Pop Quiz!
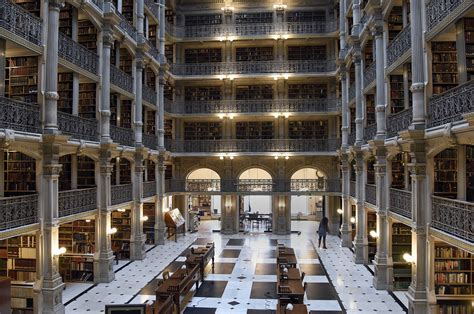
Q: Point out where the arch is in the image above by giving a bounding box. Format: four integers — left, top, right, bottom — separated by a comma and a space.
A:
291, 167, 327, 180
238, 167, 272, 180
187, 168, 220, 180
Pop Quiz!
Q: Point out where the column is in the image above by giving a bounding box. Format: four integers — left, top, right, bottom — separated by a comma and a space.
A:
0, 39, 6, 96
157, 71, 166, 150
130, 153, 146, 260
100, 26, 113, 143
327, 196, 340, 236
154, 156, 166, 244
135, 51, 144, 146
353, 53, 363, 146
221, 194, 238, 234
340, 154, 352, 247
225, 40, 233, 63
158, 0, 166, 64
340, 67, 349, 147
71, 155, 78, 190
373, 25, 386, 140
273, 195, 290, 235
353, 155, 368, 264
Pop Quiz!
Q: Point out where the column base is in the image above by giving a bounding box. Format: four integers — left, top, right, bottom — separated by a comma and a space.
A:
154, 226, 166, 245
130, 235, 146, 260
41, 276, 65, 314
353, 240, 369, 264
407, 284, 429, 314
94, 252, 115, 283
341, 228, 352, 248
329, 222, 339, 236
373, 257, 393, 290
221, 216, 237, 234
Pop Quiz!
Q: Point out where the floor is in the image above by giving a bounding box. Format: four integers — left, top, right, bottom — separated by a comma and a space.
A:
64, 220, 407, 314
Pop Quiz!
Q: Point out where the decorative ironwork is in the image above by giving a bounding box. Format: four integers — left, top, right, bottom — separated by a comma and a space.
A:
431, 196, 473, 243
143, 181, 156, 198
110, 65, 134, 94
165, 98, 341, 114
142, 84, 157, 105
90, 0, 103, 10
364, 123, 377, 143
59, 188, 97, 218
0, 194, 38, 231
285, 21, 337, 34
426, 0, 465, 32
142, 133, 156, 149
387, 108, 412, 138
58, 33, 99, 74
144, 0, 159, 18
386, 26, 411, 68
364, 62, 376, 88
118, 11, 137, 40
238, 179, 274, 192
111, 184, 133, 205
365, 184, 376, 205
349, 83, 355, 102
428, 81, 473, 128
186, 179, 221, 192
389, 188, 412, 219
350, 181, 356, 197
290, 179, 340, 192
148, 44, 160, 63
0, 0, 42, 46
0, 97, 41, 134
110, 125, 134, 147
58, 111, 99, 142
165, 139, 341, 153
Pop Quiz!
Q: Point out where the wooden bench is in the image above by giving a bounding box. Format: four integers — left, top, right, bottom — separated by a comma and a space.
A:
185, 242, 215, 279
146, 295, 173, 314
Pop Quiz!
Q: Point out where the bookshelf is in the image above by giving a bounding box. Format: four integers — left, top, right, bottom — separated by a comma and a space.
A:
110, 94, 118, 126
190, 195, 212, 219
185, 48, 222, 63
236, 85, 273, 100
59, 254, 94, 282
59, 155, 72, 191
388, 7, 403, 41
437, 300, 472, 314
184, 86, 222, 101
236, 121, 274, 139
367, 158, 375, 185
121, 0, 134, 24
58, 220, 95, 254
77, 156, 96, 188
146, 159, 155, 181
148, 24, 156, 43
287, 46, 326, 60
4, 151, 36, 197
432, 42, 458, 95
392, 223, 412, 290
184, 122, 222, 140
79, 83, 96, 119
119, 158, 132, 184
406, 64, 413, 108
59, 4, 73, 37
13, 0, 40, 17
78, 20, 98, 52
236, 47, 274, 62
120, 100, 133, 129
289, 120, 328, 139
164, 82, 173, 101
350, 107, 356, 134
235, 12, 273, 24
146, 110, 156, 135
391, 153, 405, 189
365, 94, 375, 126
165, 45, 174, 63
390, 75, 405, 114
120, 48, 133, 75
58, 72, 73, 114
287, 11, 325, 23
165, 119, 173, 140
367, 211, 377, 262
434, 148, 458, 199
464, 18, 474, 81
364, 40, 373, 65
143, 203, 156, 245
111, 210, 131, 259
288, 84, 327, 99
0, 235, 37, 282
185, 14, 222, 26
466, 145, 474, 202
5, 56, 38, 104
165, 10, 174, 24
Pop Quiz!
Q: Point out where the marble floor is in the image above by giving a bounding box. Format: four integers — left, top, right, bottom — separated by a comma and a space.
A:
64, 220, 407, 313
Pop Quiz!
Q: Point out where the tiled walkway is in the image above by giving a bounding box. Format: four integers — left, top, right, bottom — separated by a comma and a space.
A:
64, 221, 407, 313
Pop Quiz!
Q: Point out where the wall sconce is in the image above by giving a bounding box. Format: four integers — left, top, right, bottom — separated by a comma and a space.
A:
272, 112, 290, 118
337, 208, 343, 215
219, 154, 235, 160
108, 227, 118, 235
369, 230, 379, 238
273, 4, 287, 11
54, 247, 67, 256
272, 34, 289, 40
117, 208, 126, 212
273, 74, 289, 80
274, 154, 290, 160
350, 217, 356, 223
142, 216, 149, 222
403, 253, 414, 263
219, 74, 234, 79
85, 219, 91, 223
219, 113, 235, 119
221, 6, 234, 14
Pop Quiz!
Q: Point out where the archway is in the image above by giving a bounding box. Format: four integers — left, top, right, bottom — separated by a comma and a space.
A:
186, 168, 221, 218
239, 168, 272, 215
290, 167, 327, 220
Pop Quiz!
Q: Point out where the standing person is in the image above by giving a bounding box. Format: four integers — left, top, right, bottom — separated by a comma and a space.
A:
318, 217, 329, 249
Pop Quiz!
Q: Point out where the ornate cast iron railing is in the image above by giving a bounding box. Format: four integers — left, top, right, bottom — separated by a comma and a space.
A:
290, 179, 341, 193
237, 179, 274, 192
387, 108, 412, 138
364, 123, 377, 143
0, 0, 42, 46
0, 194, 38, 231
165, 98, 341, 114
426, 0, 466, 32
117, 11, 137, 40
285, 21, 337, 34
349, 83, 355, 102
186, 179, 221, 192
110, 65, 134, 94
431, 196, 473, 243
144, 0, 159, 18
110, 125, 134, 147
389, 188, 412, 219
58, 111, 99, 142
428, 80, 473, 128
165, 139, 341, 153
148, 44, 160, 63
143, 181, 156, 198
0, 97, 41, 134
59, 188, 97, 218
90, 0, 103, 10
142, 84, 157, 105
142, 133, 156, 149
386, 26, 411, 68
350, 181, 356, 198
365, 184, 376, 205
364, 62, 376, 88
111, 184, 133, 205
58, 33, 99, 74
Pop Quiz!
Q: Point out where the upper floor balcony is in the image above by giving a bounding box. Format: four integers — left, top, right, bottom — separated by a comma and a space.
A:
386, 26, 411, 72
431, 196, 473, 243
0, 0, 42, 49
426, 0, 473, 40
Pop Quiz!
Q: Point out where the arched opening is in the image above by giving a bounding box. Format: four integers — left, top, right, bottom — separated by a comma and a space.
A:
238, 168, 272, 215
186, 168, 221, 218
290, 168, 327, 220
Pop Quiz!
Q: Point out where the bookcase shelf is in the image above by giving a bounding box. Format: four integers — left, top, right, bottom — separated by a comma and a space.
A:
59, 254, 94, 282
4, 151, 36, 197
432, 42, 458, 95
287, 11, 325, 23
58, 72, 73, 114
288, 84, 327, 99
185, 86, 222, 101
235, 12, 273, 24
392, 223, 412, 290
146, 109, 156, 135
165, 45, 174, 63
364, 40, 373, 66
58, 220, 95, 255
365, 94, 375, 126
190, 195, 213, 219
367, 211, 377, 262
119, 158, 131, 184
121, 0, 134, 24
119, 100, 132, 129
289, 120, 328, 139
164, 82, 173, 101
388, 7, 403, 41
120, 48, 133, 75
111, 210, 131, 260
13, 0, 40, 17
148, 24, 156, 43
0, 235, 36, 283
79, 83, 96, 119
367, 158, 375, 184
236, 85, 273, 100
464, 18, 474, 81
466, 146, 474, 202
59, 4, 73, 37
185, 14, 222, 26
59, 155, 72, 191
165, 119, 173, 140
165, 9, 174, 24
78, 156, 96, 188
78, 20, 97, 53
390, 75, 405, 114
184, 122, 222, 140
287, 46, 326, 61
143, 203, 156, 245
185, 48, 222, 63
5, 57, 38, 104
110, 94, 118, 126
145, 159, 155, 181
391, 153, 405, 189
236, 47, 274, 62
236, 121, 274, 140
434, 148, 457, 199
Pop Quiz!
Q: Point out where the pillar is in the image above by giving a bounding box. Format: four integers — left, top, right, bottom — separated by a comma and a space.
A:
327, 196, 340, 236
130, 152, 146, 260
353, 53, 363, 146
340, 154, 352, 247
134, 51, 144, 146
0, 38, 6, 96
221, 195, 238, 234
157, 71, 166, 150
100, 26, 113, 143
154, 156, 166, 244
340, 67, 349, 148
373, 25, 386, 140
273, 195, 291, 235
353, 154, 368, 264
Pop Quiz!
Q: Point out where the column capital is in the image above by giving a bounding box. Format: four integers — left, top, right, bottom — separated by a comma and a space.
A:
48, 0, 65, 10
103, 27, 115, 47
408, 163, 426, 176
43, 164, 63, 176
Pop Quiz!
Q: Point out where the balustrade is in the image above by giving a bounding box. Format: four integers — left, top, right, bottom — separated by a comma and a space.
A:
364, 62, 376, 88
350, 181, 356, 197
349, 83, 355, 102
142, 84, 157, 105
387, 108, 412, 138
58, 111, 99, 142
110, 125, 134, 147
143, 181, 156, 198
110, 65, 134, 94
0, 194, 38, 231
431, 196, 473, 242
58, 33, 99, 74
0, 0, 42, 46
364, 124, 377, 143
348, 132, 356, 146
365, 184, 376, 205
186, 179, 221, 192
117, 12, 137, 40
111, 184, 133, 205
144, 0, 159, 18
0, 97, 41, 134
386, 26, 411, 68
58, 188, 97, 218
426, 0, 465, 32
237, 179, 274, 192
389, 188, 412, 219
142, 133, 157, 149
90, 0, 103, 10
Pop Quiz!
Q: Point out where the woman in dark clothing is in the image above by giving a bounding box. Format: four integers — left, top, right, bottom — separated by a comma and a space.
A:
318, 217, 329, 249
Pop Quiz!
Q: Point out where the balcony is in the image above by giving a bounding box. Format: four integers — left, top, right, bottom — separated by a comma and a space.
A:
426, 0, 471, 36
58, 111, 99, 142
165, 99, 341, 115
0, 0, 42, 46
389, 188, 412, 219
142, 133, 156, 150
58, 33, 99, 75
111, 184, 133, 206
143, 181, 156, 198
144, 0, 159, 18
364, 62, 376, 89
58, 188, 97, 218
0, 97, 41, 134
90, 0, 103, 10
110, 65, 134, 94
364, 123, 377, 143
110, 125, 134, 147
349, 83, 355, 102
350, 181, 356, 198
428, 81, 473, 128
142, 84, 156, 105
290, 179, 341, 193
386, 26, 411, 69
387, 108, 412, 138
431, 196, 473, 243
165, 139, 341, 154
117, 12, 137, 41
170, 60, 336, 76
365, 184, 376, 205
0, 194, 38, 231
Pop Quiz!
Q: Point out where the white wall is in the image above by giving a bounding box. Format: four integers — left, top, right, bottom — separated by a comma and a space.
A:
211, 195, 221, 214
291, 195, 323, 216
243, 195, 272, 214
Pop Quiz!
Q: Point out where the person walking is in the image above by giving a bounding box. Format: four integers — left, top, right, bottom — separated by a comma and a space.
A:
318, 217, 329, 249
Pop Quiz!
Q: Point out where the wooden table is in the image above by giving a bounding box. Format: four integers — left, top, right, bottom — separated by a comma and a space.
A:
147, 295, 173, 314
277, 247, 295, 257
277, 254, 298, 268
277, 267, 301, 281
277, 278, 305, 304
276, 302, 308, 314
185, 243, 215, 280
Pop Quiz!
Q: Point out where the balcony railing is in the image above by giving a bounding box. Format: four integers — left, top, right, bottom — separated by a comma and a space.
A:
290, 179, 341, 193
144, 0, 159, 18
142, 84, 157, 105
365, 184, 376, 205
348, 132, 356, 146
0, 194, 38, 231
349, 83, 355, 102
117, 12, 137, 40
386, 26, 411, 68
165, 98, 341, 115
364, 123, 377, 143
165, 139, 341, 153
59, 188, 97, 218
142, 133, 156, 150
0, 0, 42, 46
389, 188, 412, 219
364, 62, 376, 88
285, 21, 337, 34
0, 97, 41, 134
58, 111, 99, 142
387, 108, 412, 138
90, 0, 103, 10
110, 125, 134, 147
170, 60, 336, 76
148, 44, 160, 63
111, 184, 133, 205
143, 181, 156, 198
426, 0, 466, 32
237, 179, 274, 192
350, 181, 356, 197
110, 66, 134, 94
58, 33, 99, 74
431, 196, 473, 243
428, 81, 473, 128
